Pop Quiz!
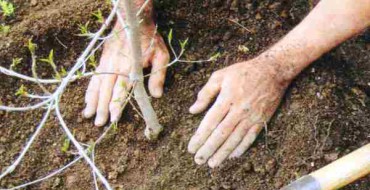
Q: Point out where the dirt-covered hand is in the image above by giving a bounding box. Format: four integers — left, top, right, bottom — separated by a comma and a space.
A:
83, 23, 169, 126
187, 58, 289, 168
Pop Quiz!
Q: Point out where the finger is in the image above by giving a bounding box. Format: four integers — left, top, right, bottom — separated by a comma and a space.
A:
95, 73, 117, 127
84, 76, 101, 118
193, 111, 241, 165
187, 95, 230, 154
109, 76, 132, 122
148, 49, 169, 98
228, 124, 263, 158
189, 74, 221, 114
208, 120, 259, 168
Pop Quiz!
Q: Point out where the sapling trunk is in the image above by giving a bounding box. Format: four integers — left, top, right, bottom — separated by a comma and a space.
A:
121, 0, 163, 140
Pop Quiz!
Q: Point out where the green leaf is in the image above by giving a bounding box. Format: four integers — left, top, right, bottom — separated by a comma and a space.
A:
78, 21, 90, 36
88, 54, 97, 68
238, 45, 249, 53
92, 9, 104, 23
0, 0, 14, 17
167, 29, 173, 44
60, 67, 67, 77
179, 38, 189, 50
209, 52, 221, 61
87, 143, 95, 155
39, 50, 55, 64
40, 49, 62, 80
61, 136, 70, 153
76, 70, 83, 79
10, 57, 22, 70
15, 85, 27, 96
27, 39, 37, 54
0, 24, 10, 35
39, 58, 49, 63
112, 122, 118, 131
48, 49, 54, 62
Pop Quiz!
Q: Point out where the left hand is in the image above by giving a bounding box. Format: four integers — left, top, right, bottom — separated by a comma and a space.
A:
187, 58, 289, 168
83, 23, 169, 126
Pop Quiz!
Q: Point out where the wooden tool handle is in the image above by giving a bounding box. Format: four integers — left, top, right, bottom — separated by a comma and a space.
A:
281, 143, 370, 190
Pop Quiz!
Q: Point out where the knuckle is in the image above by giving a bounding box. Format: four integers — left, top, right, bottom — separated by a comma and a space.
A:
96, 108, 108, 116
109, 102, 117, 111
197, 90, 205, 98
215, 127, 229, 139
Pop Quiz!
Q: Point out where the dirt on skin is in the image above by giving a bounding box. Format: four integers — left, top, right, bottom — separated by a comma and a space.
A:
0, 0, 369, 189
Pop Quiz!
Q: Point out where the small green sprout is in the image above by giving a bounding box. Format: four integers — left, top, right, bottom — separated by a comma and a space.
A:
15, 85, 27, 96
9, 57, 22, 70
39, 49, 54, 65
88, 54, 97, 68
87, 143, 95, 155
76, 70, 83, 79
0, 24, 10, 35
238, 45, 249, 53
40, 50, 62, 80
112, 122, 118, 131
167, 29, 173, 44
92, 9, 104, 24
179, 38, 189, 50
60, 67, 67, 77
78, 21, 90, 36
0, 0, 14, 17
61, 136, 71, 153
27, 39, 37, 54
209, 52, 221, 61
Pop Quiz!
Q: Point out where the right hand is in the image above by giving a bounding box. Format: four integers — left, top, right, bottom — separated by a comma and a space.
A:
188, 57, 290, 168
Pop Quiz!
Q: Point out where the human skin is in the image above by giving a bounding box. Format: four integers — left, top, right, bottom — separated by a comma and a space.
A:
84, 0, 370, 167
83, 0, 169, 126
188, 0, 370, 167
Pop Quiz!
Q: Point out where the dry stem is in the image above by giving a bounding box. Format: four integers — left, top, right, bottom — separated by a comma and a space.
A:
121, 0, 162, 140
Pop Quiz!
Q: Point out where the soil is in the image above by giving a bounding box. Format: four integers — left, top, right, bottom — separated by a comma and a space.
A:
1, 0, 370, 189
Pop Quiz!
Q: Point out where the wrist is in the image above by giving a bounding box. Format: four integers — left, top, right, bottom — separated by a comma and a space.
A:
255, 48, 308, 86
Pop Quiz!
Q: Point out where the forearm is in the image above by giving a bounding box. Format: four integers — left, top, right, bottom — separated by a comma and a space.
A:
261, 0, 370, 83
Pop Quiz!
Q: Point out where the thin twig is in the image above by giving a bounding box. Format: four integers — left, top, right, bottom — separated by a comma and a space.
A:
0, 103, 53, 180
228, 18, 251, 33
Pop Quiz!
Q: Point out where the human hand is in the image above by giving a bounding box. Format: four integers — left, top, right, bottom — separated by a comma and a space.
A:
83, 22, 169, 126
188, 58, 290, 168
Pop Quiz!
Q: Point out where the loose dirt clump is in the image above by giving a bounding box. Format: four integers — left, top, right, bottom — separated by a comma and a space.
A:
1, 0, 369, 189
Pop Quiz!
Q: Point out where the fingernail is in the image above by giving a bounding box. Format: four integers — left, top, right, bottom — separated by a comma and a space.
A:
187, 145, 196, 154
194, 155, 207, 165
152, 88, 163, 98
83, 108, 95, 118
187, 138, 197, 154
110, 111, 122, 123
189, 104, 198, 114
95, 116, 107, 127
229, 151, 241, 159
208, 159, 218, 168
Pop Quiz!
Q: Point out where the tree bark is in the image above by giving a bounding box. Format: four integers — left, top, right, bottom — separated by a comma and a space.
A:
122, 0, 162, 140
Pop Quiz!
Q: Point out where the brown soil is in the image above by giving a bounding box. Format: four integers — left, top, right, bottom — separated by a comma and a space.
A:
1, 0, 370, 189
